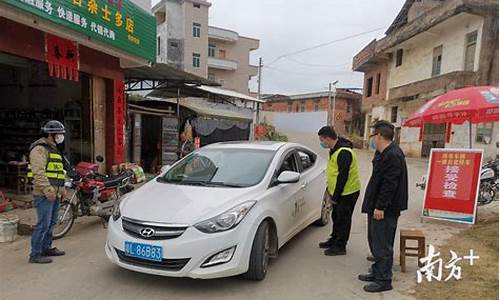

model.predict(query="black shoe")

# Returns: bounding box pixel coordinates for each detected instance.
[29,256,53,264]
[324,247,346,256]
[358,273,375,282]
[42,247,66,257]
[366,255,376,262]
[318,238,335,249]
[363,282,393,293]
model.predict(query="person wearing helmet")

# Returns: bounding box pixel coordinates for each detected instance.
[27,120,67,264]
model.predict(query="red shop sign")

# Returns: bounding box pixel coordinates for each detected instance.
[114,80,126,163]
[422,149,483,224]
[45,34,79,81]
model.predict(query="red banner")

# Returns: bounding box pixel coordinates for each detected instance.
[422,149,483,224]
[114,80,126,163]
[46,34,79,81]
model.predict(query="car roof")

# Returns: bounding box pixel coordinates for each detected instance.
[203,141,289,152]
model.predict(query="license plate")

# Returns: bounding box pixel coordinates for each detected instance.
[124,241,163,262]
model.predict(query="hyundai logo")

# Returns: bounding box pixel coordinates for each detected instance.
[140,227,156,238]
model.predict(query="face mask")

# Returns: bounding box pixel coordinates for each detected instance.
[369,137,377,150]
[55,134,65,144]
[320,142,329,149]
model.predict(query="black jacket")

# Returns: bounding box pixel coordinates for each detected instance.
[329,137,354,202]
[362,142,408,215]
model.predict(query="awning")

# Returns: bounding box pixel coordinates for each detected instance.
[124,63,218,91]
[193,85,264,103]
[148,84,264,103]
[132,97,254,121]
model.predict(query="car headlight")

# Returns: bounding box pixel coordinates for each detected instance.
[194,201,256,233]
[112,204,121,221]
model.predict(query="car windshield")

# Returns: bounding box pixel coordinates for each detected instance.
[159,148,275,188]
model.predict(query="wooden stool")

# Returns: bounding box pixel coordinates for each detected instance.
[399,229,426,273]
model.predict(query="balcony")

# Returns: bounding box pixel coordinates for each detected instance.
[208,57,238,71]
[388,71,478,103]
[208,26,238,43]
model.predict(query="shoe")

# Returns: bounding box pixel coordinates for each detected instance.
[324,247,346,256]
[366,255,376,262]
[358,273,375,282]
[42,247,66,257]
[318,238,335,249]
[363,282,393,293]
[29,256,53,264]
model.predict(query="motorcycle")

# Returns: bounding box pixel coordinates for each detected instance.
[52,156,134,239]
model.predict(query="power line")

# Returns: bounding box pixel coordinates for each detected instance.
[267,26,386,66]
[284,56,352,68]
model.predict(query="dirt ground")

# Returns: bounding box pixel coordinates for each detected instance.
[0,149,498,300]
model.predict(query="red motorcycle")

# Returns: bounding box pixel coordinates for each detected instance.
[53,156,134,239]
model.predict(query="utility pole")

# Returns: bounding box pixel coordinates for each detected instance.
[327,80,338,126]
[256,57,263,124]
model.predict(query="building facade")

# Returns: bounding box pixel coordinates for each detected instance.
[0,0,156,175]
[353,0,499,158]
[262,90,363,136]
[153,0,259,95]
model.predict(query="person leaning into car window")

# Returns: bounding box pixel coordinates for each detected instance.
[317,126,361,256]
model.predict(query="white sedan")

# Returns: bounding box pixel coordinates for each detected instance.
[105,142,331,280]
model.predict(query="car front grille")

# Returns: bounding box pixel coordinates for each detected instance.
[115,248,190,271]
[121,217,188,240]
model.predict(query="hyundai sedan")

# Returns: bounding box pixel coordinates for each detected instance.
[105,141,330,280]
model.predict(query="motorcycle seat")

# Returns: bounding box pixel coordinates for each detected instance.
[103,173,130,188]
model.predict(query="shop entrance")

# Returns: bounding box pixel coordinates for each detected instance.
[0,52,92,193]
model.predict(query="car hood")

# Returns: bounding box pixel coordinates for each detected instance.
[121,179,260,224]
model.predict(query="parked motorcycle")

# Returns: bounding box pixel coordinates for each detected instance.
[52,156,134,239]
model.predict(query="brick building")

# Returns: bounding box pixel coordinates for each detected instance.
[262,89,363,136]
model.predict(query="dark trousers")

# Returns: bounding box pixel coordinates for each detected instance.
[367,212,399,286]
[30,196,60,257]
[329,191,359,249]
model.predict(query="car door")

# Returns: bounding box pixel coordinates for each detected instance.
[268,149,305,244]
[296,149,327,228]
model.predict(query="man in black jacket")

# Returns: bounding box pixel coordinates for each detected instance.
[317,126,361,256]
[358,120,408,293]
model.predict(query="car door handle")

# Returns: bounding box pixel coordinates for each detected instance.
[301,182,308,189]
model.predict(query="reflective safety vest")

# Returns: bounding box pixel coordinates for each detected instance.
[326,147,361,196]
[27,145,66,187]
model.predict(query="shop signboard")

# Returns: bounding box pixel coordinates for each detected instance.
[422,148,483,224]
[5,0,156,62]
[162,117,178,166]
[114,80,125,163]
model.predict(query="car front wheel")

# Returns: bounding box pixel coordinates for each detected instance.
[243,221,270,281]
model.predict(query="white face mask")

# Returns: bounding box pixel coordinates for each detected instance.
[54,134,65,144]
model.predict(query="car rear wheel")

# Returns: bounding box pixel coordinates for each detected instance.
[243,221,270,281]
[314,190,331,226]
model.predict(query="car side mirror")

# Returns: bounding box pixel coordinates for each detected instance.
[160,165,171,174]
[277,171,300,184]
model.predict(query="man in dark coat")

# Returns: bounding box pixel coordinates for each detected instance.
[358,120,408,293]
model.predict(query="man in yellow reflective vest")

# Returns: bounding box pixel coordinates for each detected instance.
[317,126,361,256]
[28,120,67,264]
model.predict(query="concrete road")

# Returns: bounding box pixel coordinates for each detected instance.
[0,150,452,300]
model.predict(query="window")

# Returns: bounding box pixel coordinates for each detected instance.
[157,36,161,55]
[208,44,216,57]
[192,23,201,38]
[277,152,299,176]
[300,101,305,112]
[391,106,398,123]
[476,122,494,143]
[376,73,381,94]
[464,31,478,71]
[346,103,351,113]
[287,102,292,112]
[192,53,200,68]
[314,101,319,112]
[366,77,373,97]
[208,73,215,81]
[219,49,226,59]
[193,3,200,8]
[170,41,178,48]
[432,45,443,76]
[396,49,404,67]
[297,150,317,173]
